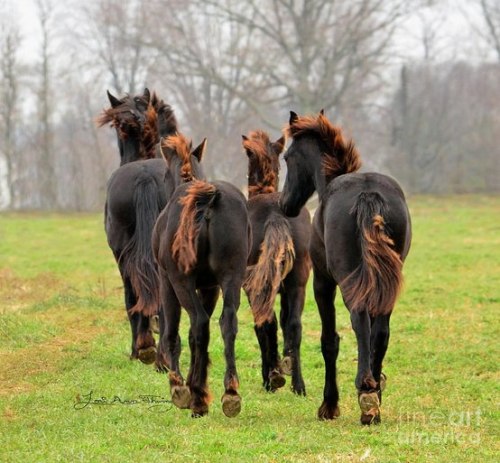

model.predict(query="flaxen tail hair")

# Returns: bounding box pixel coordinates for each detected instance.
[244,215,295,326]
[341,192,403,317]
[119,176,162,317]
[172,180,219,274]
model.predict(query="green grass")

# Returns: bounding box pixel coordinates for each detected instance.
[0,196,499,462]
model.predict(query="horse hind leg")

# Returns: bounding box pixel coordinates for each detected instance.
[255,316,285,392]
[350,309,380,425]
[370,314,391,403]
[280,283,306,395]
[157,277,190,409]
[219,282,243,417]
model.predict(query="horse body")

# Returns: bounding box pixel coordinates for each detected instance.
[242,130,311,395]
[153,135,250,417]
[98,89,177,363]
[280,111,411,424]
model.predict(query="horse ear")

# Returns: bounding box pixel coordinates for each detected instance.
[319,109,325,116]
[192,138,207,161]
[272,135,286,156]
[241,134,249,143]
[143,88,151,104]
[289,111,298,125]
[107,90,121,108]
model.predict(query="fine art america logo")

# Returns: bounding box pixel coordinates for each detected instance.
[396,409,481,445]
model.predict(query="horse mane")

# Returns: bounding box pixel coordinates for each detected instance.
[142,104,159,159]
[243,130,280,196]
[95,96,141,132]
[152,92,178,137]
[162,133,194,182]
[286,113,362,181]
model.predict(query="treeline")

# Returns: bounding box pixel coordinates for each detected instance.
[0,0,498,211]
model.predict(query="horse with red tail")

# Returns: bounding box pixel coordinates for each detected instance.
[280,111,411,424]
[242,130,311,395]
[152,133,250,418]
[97,89,177,364]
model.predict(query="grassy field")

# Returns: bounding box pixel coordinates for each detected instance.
[0,196,498,462]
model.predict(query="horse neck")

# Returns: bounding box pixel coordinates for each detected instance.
[119,135,143,165]
[314,164,328,199]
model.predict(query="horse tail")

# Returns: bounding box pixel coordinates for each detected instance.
[120,176,161,317]
[172,180,219,274]
[244,214,295,326]
[341,192,403,317]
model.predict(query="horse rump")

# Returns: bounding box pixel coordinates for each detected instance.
[341,191,403,317]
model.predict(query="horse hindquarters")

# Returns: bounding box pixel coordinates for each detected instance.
[334,188,409,424]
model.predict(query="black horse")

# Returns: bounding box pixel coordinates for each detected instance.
[152,133,250,418]
[280,111,412,424]
[97,89,177,363]
[241,130,311,395]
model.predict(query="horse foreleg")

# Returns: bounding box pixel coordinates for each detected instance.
[314,273,340,420]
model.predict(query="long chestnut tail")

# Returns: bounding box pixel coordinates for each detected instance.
[341,192,403,317]
[244,214,295,326]
[120,176,162,317]
[172,180,219,274]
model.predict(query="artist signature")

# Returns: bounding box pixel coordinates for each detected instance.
[74,390,173,411]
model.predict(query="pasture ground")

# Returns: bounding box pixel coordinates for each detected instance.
[0,195,498,462]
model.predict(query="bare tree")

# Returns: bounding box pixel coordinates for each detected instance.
[0,13,20,208]
[75,0,158,94]
[476,0,500,61]
[34,0,58,209]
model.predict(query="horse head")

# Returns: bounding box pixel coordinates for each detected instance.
[159,133,207,187]
[97,88,151,165]
[242,130,285,198]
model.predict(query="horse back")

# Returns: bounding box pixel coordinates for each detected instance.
[316,172,411,283]
[159,180,250,286]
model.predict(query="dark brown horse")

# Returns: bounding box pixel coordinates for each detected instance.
[152,133,250,418]
[241,130,311,395]
[97,89,178,363]
[280,111,411,425]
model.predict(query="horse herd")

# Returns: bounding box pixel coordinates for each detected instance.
[97,88,412,425]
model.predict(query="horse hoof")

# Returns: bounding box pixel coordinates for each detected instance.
[150,315,160,334]
[138,346,157,365]
[318,401,340,420]
[380,372,387,392]
[269,370,286,390]
[171,385,191,409]
[155,362,169,374]
[222,394,241,418]
[281,356,293,375]
[359,392,380,425]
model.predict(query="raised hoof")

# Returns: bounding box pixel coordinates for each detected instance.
[281,356,293,376]
[359,392,381,425]
[269,370,286,390]
[150,315,160,334]
[380,372,387,392]
[222,394,241,418]
[318,401,340,420]
[171,385,191,409]
[137,346,157,365]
